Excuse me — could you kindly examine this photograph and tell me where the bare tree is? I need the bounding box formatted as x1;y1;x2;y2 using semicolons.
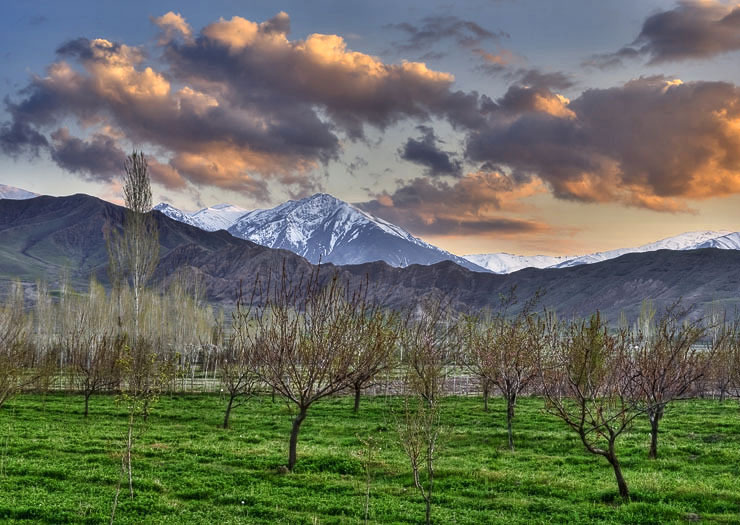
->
400;298;455;405
69;331;123;417
244;267;375;471
348;305;400;413
629;301;715;459
730;328;740;400
217;326;260;429
706;314;737;402
0;283;33;410
540;313;640;501
463;294;542;451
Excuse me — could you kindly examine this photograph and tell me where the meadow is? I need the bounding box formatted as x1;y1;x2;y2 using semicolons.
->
0;394;738;524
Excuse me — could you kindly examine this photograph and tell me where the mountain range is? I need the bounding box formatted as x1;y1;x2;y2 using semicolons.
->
3;183;740;276
151;192;740;274
465;230;739;273
1;192;739;323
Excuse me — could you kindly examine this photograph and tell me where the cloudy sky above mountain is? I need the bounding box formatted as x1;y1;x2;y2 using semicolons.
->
1;0;740;255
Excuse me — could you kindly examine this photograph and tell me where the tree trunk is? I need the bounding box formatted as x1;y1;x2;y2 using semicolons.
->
223;394;235;429
482;382;489;412
647;405;664;459
353;384;362;413
127;411;135;498
506;393;516;451
288;407;308;471
84;391;91;418
606;450;629;501
425;496;431;525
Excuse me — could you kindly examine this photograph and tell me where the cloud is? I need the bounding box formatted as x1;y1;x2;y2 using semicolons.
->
166;14;485;135
399;125;462;177
588;1;740;67
1;12;486;197
359;170;548;236
49;128;127;182
493;84;576;119
152;12;193;44
0;120;48;156
466;76;740;211
509;68;575;91
388;16;506;54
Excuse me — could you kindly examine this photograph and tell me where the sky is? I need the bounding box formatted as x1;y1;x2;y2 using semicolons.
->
1;0;740;256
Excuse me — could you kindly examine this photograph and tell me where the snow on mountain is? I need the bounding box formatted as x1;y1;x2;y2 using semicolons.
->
228;193;487;271
188;203;249;231
153;203;200;228
551;231;732;269
153;202;247;232
464;253;574;274
695;232;740;250
466;230;736;274
0;184;38;200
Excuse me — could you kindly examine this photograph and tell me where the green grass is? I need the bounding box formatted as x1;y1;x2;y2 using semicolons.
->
0;393;739;524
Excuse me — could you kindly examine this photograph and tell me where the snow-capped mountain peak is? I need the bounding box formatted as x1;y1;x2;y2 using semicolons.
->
226;192;486;270
696;232;740;250
0;184;38;200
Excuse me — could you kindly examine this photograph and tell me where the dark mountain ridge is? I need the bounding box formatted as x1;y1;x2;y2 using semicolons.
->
1;193;739;322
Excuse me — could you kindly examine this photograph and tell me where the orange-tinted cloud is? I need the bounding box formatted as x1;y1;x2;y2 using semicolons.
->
359;170;549;236
468;76;740;212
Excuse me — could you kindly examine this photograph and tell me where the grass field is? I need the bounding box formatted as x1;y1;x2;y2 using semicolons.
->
0;393;738;524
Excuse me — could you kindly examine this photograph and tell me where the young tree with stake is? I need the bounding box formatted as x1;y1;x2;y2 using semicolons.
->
396;298;451;525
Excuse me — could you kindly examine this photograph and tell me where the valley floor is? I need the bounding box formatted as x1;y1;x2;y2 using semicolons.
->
0;394;739;524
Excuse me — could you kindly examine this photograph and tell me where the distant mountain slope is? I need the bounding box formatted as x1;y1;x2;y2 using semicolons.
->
466;231;735;273
154;202;248;232
0;194;271;288
2;194;739;323
226;193;487;272
463;253;573;274
0;184;38;200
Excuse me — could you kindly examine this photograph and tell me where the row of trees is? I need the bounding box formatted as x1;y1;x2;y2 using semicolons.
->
3;269;740;491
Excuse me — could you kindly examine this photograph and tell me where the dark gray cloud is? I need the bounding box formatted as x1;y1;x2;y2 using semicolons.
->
28;15;48;26
587;1;740;67
399;125;462;177
512;69;575;90
0;119;48;156
49;128;127;182
388;16;506;54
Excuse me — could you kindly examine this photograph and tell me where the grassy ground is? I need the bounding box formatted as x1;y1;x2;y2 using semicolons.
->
0;393;738;524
